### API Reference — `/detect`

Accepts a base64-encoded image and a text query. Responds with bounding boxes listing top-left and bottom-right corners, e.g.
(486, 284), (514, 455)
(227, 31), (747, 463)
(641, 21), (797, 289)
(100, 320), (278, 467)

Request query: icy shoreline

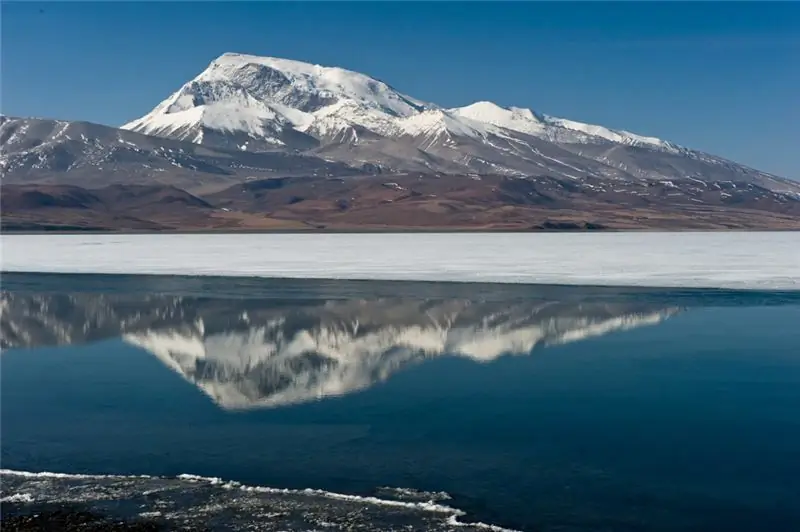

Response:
(2, 232), (798, 290)
(0, 468), (515, 532)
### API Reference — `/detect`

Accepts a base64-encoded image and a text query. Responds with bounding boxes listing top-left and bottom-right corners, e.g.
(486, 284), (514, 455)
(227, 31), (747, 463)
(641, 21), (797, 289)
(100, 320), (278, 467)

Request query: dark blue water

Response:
(2, 273), (800, 531)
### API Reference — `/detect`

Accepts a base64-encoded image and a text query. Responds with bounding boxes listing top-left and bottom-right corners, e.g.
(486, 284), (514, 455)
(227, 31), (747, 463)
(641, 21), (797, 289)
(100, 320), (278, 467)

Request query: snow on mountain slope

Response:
(117, 52), (800, 189)
(124, 52), (684, 155)
(123, 53), (435, 150)
(303, 99), (402, 141)
(121, 79), (316, 149)
(0, 116), (360, 192)
(450, 101), (684, 153)
(197, 53), (430, 116)
(398, 109), (494, 138)
(543, 116), (681, 152)
(451, 101), (548, 137)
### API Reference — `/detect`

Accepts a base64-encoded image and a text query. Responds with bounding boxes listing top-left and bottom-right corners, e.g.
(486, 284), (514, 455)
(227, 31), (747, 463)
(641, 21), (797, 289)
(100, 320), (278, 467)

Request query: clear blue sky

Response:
(2, 1), (798, 178)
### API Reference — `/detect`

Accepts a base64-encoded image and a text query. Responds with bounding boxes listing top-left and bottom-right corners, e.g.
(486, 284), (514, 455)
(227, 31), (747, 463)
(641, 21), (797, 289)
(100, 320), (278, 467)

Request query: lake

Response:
(2, 273), (800, 531)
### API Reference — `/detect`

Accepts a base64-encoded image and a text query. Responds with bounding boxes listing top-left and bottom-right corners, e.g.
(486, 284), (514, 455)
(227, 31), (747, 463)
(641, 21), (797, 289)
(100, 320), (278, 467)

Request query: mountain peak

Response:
(397, 109), (489, 139)
(451, 101), (546, 137)
(461, 101), (507, 112)
(196, 52), (429, 118)
(208, 52), (335, 79)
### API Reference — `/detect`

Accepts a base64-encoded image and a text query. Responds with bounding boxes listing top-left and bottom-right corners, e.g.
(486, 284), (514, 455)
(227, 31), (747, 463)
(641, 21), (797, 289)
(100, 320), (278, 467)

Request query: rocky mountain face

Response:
(1, 291), (678, 409)
(0, 116), (361, 193)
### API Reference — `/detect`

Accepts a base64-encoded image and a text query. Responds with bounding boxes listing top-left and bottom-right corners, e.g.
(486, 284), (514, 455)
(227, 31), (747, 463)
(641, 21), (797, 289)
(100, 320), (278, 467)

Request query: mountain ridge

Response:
(118, 52), (797, 193)
(123, 52), (681, 152)
(3, 53), (799, 231)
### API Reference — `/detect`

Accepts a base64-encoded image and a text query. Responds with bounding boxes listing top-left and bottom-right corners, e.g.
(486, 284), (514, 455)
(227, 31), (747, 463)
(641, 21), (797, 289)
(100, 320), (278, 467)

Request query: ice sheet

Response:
(1, 232), (798, 290)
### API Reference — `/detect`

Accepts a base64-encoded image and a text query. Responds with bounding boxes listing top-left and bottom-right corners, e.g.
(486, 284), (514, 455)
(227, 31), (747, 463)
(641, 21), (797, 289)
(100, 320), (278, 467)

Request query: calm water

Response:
(2, 273), (800, 531)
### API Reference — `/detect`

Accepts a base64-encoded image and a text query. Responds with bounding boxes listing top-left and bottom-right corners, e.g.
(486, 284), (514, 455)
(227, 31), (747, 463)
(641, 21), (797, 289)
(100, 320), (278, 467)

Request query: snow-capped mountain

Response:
(123, 53), (430, 150)
(4, 51), (799, 231)
(123, 52), (673, 152)
(1, 291), (678, 410)
(119, 52), (799, 192)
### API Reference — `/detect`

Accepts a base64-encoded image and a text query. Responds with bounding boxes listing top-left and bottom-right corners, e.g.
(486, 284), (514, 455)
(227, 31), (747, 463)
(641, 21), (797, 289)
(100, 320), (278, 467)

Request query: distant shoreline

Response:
(3, 227), (799, 235)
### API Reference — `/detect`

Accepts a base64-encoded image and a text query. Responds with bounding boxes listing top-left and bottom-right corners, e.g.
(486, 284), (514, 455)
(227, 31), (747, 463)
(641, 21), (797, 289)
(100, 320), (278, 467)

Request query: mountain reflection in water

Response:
(1, 287), (679, 410)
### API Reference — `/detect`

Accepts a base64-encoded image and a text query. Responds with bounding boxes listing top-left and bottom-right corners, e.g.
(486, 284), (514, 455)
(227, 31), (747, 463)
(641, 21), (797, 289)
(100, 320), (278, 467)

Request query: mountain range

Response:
(3, 52), (799, 230)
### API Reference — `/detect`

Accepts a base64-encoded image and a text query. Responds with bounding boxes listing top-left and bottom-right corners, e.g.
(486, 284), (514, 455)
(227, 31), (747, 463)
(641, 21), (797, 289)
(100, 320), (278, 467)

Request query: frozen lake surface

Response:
(2, 232), (798, 290)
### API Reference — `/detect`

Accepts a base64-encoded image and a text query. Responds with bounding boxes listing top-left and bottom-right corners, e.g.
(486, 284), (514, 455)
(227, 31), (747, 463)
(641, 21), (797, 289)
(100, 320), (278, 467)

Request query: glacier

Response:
(1, 232), (798, 290)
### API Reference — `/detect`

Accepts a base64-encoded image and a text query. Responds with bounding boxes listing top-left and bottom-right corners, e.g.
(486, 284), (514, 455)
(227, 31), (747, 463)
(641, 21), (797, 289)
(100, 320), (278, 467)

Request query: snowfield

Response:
(1, 232), (798, 290)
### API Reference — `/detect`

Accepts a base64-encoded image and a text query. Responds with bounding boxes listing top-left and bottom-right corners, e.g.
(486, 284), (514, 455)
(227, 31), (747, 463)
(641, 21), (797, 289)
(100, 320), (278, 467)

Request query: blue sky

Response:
(2, 1), (798, 178)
